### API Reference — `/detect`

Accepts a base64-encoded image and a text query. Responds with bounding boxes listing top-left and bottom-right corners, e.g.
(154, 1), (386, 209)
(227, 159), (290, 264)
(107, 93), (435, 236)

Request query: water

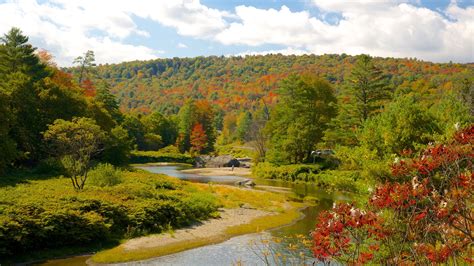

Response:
(123, 165), (346, 265)
(42, 165), (347, 265)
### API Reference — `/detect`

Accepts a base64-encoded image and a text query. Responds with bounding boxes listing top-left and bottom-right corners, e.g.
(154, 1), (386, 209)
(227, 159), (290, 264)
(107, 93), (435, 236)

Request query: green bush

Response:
(88, 163), (123, 187)
(252, 162), (371, 193)
(252, 162), (321, 182)
(0, 171), (219, 258)
(34, 158), (65, 175)
(215, 143), (254, 158)
(130, 150), (194, 164)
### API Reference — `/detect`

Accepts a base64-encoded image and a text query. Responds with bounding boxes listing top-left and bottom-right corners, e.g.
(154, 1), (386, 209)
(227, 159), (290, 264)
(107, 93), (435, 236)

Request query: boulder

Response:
(244, 180), (256, 187)
(235, 179), (256, 187)
(196, 155), (241, 168)
(224, 158), (240, 167)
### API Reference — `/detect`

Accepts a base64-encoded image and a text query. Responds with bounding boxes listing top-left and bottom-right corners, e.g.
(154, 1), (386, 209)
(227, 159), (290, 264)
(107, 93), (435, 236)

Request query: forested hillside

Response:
(69, 54), (474, 115)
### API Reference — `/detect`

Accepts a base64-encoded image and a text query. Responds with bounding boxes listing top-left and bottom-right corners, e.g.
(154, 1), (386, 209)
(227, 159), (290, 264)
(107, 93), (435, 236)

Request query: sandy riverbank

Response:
(124, 208), (269, 250)
(181, 167), (251, 177)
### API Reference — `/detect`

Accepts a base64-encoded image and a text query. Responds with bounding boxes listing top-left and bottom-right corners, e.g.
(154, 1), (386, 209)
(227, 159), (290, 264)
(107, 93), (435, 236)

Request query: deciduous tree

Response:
(265, 74), (336, 163)
(190, 123), (207, 154)
(43, 117), (105, 190)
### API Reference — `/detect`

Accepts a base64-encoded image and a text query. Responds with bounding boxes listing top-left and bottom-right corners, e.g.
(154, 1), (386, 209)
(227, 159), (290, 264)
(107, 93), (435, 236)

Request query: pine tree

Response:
(347, 54), (390, 123)
(0, 27), (48, 80)
(0, 28), (50, 163)
(323, 54), (390, 147)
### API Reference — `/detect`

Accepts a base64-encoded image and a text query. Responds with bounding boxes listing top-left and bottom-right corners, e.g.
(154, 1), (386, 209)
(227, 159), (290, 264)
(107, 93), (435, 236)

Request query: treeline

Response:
(0, 28), (218, 176)
(69, 48), (473, 117)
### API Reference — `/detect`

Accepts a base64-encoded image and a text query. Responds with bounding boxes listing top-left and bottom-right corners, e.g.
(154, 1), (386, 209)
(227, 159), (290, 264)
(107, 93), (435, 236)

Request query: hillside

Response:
(68, 54), (474, 114)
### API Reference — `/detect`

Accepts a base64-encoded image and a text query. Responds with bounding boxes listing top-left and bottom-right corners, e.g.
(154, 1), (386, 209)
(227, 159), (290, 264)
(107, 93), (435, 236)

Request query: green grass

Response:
(0, 169), (220, 262)
(225, 202), (304, 235)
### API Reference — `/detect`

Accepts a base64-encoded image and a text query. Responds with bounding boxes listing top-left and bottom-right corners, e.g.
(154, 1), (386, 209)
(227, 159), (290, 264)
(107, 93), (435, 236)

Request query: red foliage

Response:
(313, 125), (474, 264)
(312, 203), (385, 264)
(81, 79), (96, 97)
(190, 123), (207, 154)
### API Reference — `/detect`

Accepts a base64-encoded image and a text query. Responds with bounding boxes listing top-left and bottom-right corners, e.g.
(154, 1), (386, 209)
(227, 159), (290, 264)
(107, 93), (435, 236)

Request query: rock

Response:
(244, 180), (256, 187)
(235, 179), (246, 186)
(224, 158), (240, 167)
(235, 179), (256, 187)
(240, 203), (255, 209)
(195, 155), (241, 168)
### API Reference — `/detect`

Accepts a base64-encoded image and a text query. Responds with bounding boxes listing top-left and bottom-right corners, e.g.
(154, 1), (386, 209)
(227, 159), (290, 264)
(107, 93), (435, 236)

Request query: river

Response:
(42, 165), (349, 265)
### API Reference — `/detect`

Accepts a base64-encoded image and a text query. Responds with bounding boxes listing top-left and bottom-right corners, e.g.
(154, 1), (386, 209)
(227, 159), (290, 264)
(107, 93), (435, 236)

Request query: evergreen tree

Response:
(0, 28), (52, 163)
(347, 54), (390, 123)
(95, 80), (122, 122)
(0, 27), (49, 80)
(73, 50), (95, 84)
(323, 54), (390, 147)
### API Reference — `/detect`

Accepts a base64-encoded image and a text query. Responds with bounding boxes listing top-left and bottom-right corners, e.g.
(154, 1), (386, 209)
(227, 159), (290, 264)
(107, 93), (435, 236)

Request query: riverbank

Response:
(181, 167), (251, 177)
(90, 184), (304, 264)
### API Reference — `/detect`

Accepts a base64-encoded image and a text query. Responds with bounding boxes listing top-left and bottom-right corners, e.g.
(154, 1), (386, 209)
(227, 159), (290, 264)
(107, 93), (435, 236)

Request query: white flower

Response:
(411, 176), (419, 189)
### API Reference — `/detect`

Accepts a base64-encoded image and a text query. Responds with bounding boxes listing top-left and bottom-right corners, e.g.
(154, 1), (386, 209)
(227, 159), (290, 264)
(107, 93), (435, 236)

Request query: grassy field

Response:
(0, 167), (304, 264)
(0, 168), (220, 263)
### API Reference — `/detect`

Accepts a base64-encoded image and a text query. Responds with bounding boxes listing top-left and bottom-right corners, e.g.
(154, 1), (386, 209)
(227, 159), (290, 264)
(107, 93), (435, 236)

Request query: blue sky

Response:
(1, 0), (473, 65)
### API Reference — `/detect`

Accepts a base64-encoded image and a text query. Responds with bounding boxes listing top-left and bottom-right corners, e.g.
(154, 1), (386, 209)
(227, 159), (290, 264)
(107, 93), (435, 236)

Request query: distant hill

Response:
(67, 54), (473, 114)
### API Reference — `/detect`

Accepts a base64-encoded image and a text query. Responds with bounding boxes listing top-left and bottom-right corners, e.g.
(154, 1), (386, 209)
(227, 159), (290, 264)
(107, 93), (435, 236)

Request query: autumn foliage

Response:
(190, 123), (207, 154)
(313, 125), (473, 264)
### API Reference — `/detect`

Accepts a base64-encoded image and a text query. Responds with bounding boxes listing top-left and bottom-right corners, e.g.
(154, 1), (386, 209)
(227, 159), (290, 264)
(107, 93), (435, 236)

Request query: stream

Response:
(41, 165), (350, 265)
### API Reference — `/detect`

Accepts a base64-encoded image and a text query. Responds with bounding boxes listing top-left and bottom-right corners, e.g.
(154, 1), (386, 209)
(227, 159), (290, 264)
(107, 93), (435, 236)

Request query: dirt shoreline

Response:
(181, 167), (251, 177)
(124, 208), (270, 251)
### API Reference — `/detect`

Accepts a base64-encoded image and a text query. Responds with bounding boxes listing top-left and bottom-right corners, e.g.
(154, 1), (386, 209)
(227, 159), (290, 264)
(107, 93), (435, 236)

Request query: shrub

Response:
(312, 125), (474, 264)
(0, 171), (220, 258)
(252, 162), (321, 182)
(34, 158), (65, 175)
(130, 150), (194, 164)
(88, 164), (123, 187)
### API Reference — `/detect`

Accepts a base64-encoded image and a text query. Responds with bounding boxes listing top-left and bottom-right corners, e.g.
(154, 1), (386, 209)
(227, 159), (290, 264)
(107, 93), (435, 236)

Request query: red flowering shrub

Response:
(312, 203), (386, 265)
(313, 125), (473, 264)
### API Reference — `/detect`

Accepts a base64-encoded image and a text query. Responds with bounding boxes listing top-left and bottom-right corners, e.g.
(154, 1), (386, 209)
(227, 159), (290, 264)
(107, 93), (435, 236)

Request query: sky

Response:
(0, 0), (473, 66)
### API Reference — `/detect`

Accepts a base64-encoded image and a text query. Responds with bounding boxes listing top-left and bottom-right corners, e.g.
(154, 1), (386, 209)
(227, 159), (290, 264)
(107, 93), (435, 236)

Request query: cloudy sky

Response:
(0, 0), (473, 66)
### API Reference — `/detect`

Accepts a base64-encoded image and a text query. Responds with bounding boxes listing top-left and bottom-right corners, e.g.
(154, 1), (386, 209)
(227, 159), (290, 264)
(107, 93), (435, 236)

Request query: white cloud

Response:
(131, 0), (230, 38)
(0, 0), (160, 65)
(0, 0), (228, 65)
(216, 1), (473, 62)
(0, 0), (472, 64)
(178, 42), (188, 48)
